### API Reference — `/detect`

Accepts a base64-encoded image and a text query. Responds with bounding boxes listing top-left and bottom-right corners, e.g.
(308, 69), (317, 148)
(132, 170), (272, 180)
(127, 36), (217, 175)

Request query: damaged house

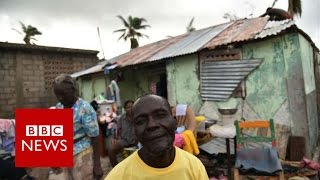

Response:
(73, 16), (320, 158)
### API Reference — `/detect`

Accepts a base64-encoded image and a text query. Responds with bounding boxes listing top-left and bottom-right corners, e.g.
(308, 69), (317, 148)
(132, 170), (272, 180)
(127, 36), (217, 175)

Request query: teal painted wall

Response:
(166, 54), (202, 111)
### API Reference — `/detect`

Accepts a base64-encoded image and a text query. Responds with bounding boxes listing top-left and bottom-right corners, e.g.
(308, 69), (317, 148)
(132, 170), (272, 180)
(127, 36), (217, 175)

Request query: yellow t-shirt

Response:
(105, 147), (208, 180)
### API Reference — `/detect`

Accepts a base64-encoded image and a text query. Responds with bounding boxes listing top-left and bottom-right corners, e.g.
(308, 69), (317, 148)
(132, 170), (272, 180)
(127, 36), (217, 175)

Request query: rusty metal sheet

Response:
(109, 35), (185, 67)
(204, 17), (269, 49)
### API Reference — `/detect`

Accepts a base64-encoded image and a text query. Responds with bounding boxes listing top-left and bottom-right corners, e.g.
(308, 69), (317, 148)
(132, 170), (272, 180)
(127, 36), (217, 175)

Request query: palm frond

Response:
(271, 0), (278, 8)
(139, 18), (147, 23)
(113, 28), (126, 33)
(186, 17), (196, 32)
(188, 17), (194, 29)
(29, 29), (42, 36)
(12, 28), (22, 35)
(116, 15), (129, 28)
(30, 37), (38, 41)
(117, 32), (127, 41)
(19, 21), (27, 32)
(136, 24), (151, 30)
(128, 16), (134, 25)
(135, 32), (149, 38)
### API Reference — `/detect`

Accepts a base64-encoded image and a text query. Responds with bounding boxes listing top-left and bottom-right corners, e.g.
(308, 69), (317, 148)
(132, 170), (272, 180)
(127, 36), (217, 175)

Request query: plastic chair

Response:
(234, 119), (285, 180)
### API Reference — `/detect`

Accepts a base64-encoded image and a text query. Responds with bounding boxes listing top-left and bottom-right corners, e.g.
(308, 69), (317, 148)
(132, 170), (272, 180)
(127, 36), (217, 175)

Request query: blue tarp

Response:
(235, 148), (282, 174)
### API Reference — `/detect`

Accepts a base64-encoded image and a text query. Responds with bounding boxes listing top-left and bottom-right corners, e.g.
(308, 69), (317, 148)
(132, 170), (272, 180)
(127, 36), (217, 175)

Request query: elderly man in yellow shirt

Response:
(105, 94), (208, 180)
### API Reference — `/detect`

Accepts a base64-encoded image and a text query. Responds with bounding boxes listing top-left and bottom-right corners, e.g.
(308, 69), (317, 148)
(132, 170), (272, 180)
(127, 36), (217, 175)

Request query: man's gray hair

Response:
(54, 74), (76, 88)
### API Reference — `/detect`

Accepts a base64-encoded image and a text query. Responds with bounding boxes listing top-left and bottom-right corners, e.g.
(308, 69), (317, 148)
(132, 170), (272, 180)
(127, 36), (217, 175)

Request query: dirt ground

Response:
(28, 155), (113, 180)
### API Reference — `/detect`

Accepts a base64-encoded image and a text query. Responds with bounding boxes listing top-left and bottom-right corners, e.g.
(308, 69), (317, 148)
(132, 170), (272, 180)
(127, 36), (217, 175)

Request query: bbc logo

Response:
(26, 125), (63, 136)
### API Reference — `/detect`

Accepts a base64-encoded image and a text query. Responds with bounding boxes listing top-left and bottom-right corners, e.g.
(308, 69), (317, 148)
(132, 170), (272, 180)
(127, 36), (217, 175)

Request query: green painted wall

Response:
(166, 59), (177, 106)
(299, 35), (316, 94)
(92, 76), (106, 98)
(117, 68), (149, 103)
(78, 74), (107, 102)
(299, 34), (319, 155)
(242, 34), (300, 119)
(81, 77), (93, 102)
(166, 54), (202, 111)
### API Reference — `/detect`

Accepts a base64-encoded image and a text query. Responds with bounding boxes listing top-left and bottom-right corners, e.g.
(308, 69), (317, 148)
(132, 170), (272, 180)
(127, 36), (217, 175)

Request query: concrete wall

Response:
(166, 54), (202, 111)
(0, 48), (97, 118)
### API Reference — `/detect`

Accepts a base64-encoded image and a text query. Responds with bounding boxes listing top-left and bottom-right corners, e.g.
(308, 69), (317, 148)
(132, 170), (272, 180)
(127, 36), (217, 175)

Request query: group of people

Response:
(53, 74), (209, 180)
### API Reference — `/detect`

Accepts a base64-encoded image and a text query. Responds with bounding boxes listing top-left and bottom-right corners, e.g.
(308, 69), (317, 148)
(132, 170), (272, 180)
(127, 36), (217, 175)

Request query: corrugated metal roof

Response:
(71, 60), (110, 78)
(204, 17), (269, 49)
(110, 35), (185, 67)
(76, 17), (306, 77)
(201, 59), (263, 101)
(149, 22), (232, 61)
(254, 19), (296, 39)
(111, 22), (232, 68)
(110, 17), (299, 68)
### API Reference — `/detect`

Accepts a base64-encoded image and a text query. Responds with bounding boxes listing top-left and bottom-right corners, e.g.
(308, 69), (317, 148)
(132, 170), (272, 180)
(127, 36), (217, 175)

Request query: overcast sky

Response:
(0, 0), (319, 59)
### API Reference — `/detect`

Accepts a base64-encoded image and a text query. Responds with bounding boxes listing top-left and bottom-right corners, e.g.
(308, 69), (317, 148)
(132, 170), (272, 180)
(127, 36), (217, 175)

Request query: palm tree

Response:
(12, 22), (42, 45)
(186, 17), (196, 33)
(114, 15), (150, 49)
(271, 0), (302, 18)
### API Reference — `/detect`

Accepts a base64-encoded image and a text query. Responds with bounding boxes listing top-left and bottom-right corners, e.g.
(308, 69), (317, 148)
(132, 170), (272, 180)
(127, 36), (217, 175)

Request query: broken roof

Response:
(73, 16), (318, 77)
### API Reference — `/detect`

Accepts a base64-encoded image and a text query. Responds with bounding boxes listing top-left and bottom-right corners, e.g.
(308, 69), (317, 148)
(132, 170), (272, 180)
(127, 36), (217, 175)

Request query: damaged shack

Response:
(73, 16), (320, 158)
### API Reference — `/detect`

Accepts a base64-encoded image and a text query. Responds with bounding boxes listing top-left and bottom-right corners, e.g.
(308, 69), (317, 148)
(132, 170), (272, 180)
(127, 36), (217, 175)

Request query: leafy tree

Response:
(12, 22), (42, 45)
(114, 15), (150, 49)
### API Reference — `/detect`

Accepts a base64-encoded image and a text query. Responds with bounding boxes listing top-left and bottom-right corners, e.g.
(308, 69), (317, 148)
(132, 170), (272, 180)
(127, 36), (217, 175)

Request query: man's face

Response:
(133, 95), (176, 156)
(53, 83), (76, 108)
